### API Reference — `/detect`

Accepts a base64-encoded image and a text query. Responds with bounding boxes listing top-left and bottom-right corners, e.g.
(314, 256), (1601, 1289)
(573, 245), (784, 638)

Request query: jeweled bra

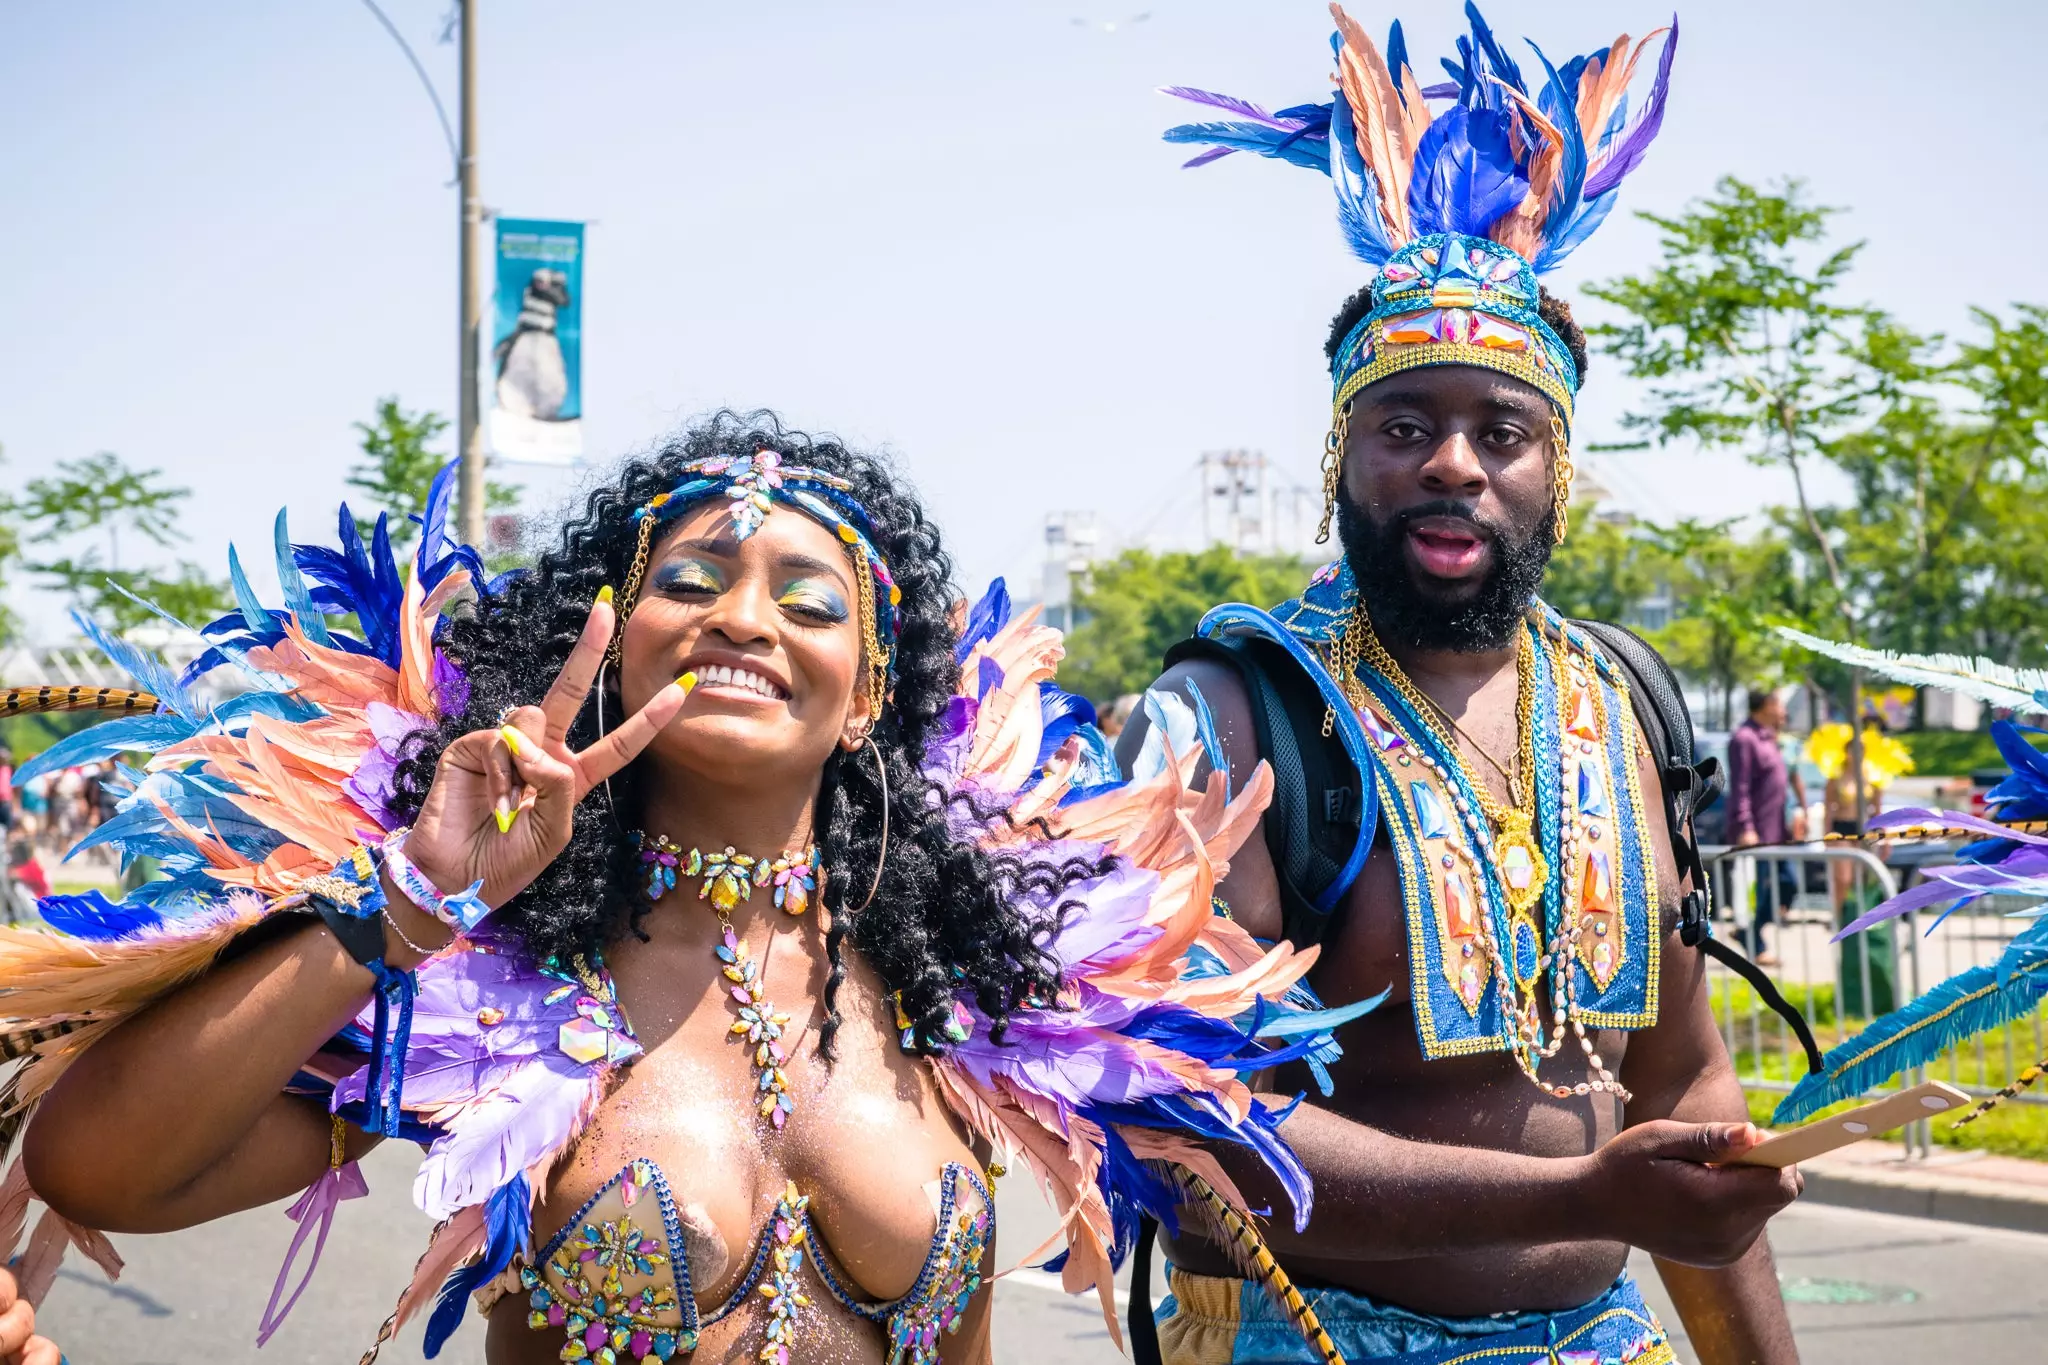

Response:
(518, 1158), (993, 1364)
(1271, 561), (1661, 1067)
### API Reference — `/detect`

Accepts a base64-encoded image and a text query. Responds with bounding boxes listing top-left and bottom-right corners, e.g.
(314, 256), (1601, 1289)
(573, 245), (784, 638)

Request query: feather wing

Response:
(1776, 628), (2048, 713)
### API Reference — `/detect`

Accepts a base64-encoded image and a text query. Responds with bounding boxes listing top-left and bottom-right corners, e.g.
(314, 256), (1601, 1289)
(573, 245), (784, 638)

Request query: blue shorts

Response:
(1154, 1267), (1678, 1365)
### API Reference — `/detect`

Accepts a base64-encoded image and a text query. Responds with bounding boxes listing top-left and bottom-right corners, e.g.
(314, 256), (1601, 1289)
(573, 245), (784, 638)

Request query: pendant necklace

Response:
(633, 833), (819, 1132)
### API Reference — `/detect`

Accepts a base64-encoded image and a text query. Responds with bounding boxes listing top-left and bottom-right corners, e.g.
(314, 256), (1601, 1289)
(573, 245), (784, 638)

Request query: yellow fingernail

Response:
(494, 799), (514, 835)
(499, 725), (523, 757)
(676, 671), (698, 695)
(596, 584), (614, 606)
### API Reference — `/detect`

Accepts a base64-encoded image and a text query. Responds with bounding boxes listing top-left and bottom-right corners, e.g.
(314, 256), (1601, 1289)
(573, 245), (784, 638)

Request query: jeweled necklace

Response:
(633, 833), (819, 1132)
(1328, 606), (1628, 1103)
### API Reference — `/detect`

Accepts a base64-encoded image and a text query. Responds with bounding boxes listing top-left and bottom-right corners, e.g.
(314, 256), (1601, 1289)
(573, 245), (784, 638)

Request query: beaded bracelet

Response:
(380, 829), (492, 933)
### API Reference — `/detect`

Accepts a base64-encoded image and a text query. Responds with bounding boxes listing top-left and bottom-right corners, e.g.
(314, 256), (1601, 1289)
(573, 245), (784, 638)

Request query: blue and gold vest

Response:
(1197, 561), (1662, 1061)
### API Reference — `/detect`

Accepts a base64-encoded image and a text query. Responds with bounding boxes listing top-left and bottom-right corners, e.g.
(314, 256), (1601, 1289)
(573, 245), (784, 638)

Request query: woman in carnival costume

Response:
(0, 412), (1369, 1364)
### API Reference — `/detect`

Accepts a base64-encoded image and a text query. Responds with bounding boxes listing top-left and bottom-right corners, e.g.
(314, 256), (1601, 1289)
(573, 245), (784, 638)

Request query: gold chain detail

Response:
(607, 514), (658, 665)
(1549, 414), (1575, 546)
(1346, 604), (1536, 829)
(1316, 403), (1351, 546)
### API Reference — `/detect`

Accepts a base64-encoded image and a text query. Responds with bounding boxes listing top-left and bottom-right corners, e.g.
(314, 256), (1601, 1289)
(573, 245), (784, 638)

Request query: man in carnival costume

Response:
(1121, 8), (1803, 1364)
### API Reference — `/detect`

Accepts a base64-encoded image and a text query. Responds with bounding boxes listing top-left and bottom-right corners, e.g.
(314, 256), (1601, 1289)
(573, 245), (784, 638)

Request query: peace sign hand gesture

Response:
(397, 593), (693, 930)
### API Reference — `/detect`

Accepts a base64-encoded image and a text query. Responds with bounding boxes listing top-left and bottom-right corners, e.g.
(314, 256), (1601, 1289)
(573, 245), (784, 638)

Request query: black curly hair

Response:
(390, 410), (1099, 1057)
(1322, 281), (1590, 380)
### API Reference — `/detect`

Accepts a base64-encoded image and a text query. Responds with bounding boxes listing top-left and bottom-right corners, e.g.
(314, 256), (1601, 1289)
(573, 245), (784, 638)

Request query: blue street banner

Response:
(488, 218), (584, 464)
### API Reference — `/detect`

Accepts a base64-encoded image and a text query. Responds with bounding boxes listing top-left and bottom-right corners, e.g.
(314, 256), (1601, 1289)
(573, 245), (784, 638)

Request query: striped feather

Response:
(0, 685), (160, 718)
(1180, 1170), (1346, 1365)
(1775, 628), (2048, 714)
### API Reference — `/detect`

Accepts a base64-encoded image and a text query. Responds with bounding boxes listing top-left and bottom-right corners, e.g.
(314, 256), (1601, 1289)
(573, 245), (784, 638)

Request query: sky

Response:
(4, 0), (2047, 642)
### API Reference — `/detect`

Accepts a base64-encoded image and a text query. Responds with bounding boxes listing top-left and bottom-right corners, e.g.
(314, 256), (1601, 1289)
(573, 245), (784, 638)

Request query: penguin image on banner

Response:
(488, 219), (584, 464)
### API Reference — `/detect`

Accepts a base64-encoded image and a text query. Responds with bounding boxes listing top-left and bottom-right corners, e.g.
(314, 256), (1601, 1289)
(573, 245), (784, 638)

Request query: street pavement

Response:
(31, 1140), (2048, 1363)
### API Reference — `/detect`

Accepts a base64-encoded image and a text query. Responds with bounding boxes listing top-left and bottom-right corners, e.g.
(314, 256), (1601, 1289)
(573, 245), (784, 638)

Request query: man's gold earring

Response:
(1549, 415), (1575, 546)
(1316, 404), (1350, 545)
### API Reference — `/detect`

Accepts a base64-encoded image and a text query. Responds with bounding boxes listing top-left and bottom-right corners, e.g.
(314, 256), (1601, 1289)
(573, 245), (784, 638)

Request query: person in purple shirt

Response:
(1726, 688), (1808, 965)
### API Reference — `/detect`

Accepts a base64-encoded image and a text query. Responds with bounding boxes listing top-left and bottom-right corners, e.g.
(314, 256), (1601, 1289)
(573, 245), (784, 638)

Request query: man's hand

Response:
(0, 1265), (61, 1365)
(1734, 829), (1761, 848)
(1579, 1121), (1801, 1268)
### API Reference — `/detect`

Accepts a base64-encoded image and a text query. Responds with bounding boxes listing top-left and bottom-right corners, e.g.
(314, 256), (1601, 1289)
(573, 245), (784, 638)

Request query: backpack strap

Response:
(1565, 619), (1822, 1076)
(1163, 634), (1364, 951)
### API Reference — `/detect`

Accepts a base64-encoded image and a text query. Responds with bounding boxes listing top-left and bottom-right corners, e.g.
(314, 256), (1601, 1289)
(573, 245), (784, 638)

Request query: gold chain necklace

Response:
(1333, 606), (1549, 916)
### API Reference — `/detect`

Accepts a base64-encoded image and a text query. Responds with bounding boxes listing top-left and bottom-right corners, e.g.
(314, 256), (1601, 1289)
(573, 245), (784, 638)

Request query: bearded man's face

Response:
(1335, 366), (1561, 653)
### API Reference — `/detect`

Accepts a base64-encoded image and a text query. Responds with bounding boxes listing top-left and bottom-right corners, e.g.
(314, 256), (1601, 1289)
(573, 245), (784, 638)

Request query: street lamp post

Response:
(455, 0), (486, 548)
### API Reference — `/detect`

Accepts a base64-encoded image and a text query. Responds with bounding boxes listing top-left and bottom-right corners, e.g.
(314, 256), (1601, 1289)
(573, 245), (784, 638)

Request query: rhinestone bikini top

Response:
(510, 1158), (993, 1364)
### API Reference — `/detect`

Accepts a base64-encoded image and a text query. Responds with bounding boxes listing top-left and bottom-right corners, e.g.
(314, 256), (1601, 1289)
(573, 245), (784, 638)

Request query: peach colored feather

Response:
(1578, 29), (1668, 175)
(0, 1159), (30, 1264)
(1488, 87), (1568, 261)
(393, 1204), (487, 1329)
(1117, 1126), (1252, 1216)
(1329, 3), (1415, 242)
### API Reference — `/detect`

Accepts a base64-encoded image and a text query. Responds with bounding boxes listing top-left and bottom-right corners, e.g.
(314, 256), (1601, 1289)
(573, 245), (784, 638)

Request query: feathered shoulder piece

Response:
(1164, 2), (1677, 440)
(921, 583), (1378, 1346)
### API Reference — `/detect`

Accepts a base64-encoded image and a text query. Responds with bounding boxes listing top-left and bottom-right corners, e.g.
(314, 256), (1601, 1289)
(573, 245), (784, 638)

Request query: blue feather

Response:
(414, 460), (486, 594)
(15, 714), (195, 786)
(1386, 21), (1411, 100)
(71, 611), (196, 721)
(1328, 92), (1393, 265)
(955, 580), (1012, 664)
(1533, 189), (1618, 272)
(274, 507), (332, 646)
(1182, 678), (1229, 802)
(1162, 120), (1330, 173)
(226, 544), (270, 637)
(1459, 1), (1528, 102)
(36, 890), (164, 939)
(1407, 106), (1528, 238)
(1774, 919), (2048, 1123)
(424, 1173), (531, 1357)
(1035, 685), (1100, 770)
(1521, 40), (1588, 235)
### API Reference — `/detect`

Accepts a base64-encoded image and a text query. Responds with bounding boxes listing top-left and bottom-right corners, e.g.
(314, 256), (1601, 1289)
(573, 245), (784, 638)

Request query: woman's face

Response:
(617, 498), (871, 784)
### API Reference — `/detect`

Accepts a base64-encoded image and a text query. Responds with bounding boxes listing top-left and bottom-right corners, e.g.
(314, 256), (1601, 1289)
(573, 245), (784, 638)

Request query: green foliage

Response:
(1543, 512), (1660, 624)
(1584, 178), (2048, 719)
(348, 397), (519, 555)
(1062, 546), (1309, 705)
(18, 451), (230, 631)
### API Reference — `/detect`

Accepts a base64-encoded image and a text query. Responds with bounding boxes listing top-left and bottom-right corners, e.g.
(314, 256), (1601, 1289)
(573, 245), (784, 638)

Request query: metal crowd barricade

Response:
(1696, 841), (2047, 1159)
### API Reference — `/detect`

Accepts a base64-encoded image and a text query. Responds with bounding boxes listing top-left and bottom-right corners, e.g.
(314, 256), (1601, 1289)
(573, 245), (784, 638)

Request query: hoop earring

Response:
(1316, 403), (1350, 545)
(1549, 415), (1575, 546)
(854, 737), (889, 913)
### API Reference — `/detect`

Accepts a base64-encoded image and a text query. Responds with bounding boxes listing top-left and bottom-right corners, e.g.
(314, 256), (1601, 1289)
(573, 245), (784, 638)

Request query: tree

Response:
(19, 453), (230, 631)
(1586, 177), (1893, 636)
(1061, 546), (1308, 705)
(349, 397), (519, 555)
(1541, 510), (1665, 626)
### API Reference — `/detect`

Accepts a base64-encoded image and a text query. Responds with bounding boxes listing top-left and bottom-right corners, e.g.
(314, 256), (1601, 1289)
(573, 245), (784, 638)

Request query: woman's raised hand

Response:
(400, 592), (694, 917)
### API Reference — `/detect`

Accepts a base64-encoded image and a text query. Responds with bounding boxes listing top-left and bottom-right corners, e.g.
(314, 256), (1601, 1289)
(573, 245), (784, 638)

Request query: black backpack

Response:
(1125, 617), (1820, 1362)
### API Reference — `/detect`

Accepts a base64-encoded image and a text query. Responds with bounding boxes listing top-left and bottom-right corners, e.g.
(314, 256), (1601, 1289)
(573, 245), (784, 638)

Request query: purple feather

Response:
(1581, 17), (1677, 199)
(332, 938), (636, 1218)
(1181, 146), (1236, 169)
(1157, 86), (1307, 132)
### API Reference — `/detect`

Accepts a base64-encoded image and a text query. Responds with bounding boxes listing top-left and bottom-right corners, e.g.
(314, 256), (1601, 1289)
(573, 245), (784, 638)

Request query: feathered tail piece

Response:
(1179, 1169), (1346, 1365)
(0, 685), (160, 717)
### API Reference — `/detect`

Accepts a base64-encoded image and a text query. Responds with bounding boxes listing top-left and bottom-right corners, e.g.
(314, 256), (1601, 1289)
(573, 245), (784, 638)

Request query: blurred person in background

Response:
(1727, 688), (1806, 966)
(1098, 692), (1139, 741)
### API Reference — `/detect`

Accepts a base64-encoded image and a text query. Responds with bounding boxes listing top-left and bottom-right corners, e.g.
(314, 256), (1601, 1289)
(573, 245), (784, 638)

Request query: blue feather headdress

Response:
(1164, 2), (1678, 442)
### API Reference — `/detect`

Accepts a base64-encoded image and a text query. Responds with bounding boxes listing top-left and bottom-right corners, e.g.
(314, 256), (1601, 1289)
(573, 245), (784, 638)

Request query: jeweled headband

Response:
(611, 450), (901, 718)
(1163, 3), (1677, 538)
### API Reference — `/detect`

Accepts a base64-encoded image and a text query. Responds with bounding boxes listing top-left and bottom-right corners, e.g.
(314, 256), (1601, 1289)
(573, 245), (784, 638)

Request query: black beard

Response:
(1336, 496), (1555, 653)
